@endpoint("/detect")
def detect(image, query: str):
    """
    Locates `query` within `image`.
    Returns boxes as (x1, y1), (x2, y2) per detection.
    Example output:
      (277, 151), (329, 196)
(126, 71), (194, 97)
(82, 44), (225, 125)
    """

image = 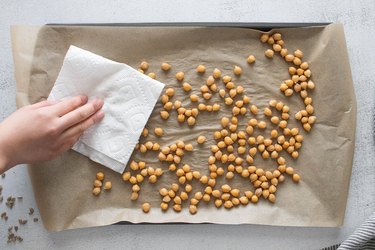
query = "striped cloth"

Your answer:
(322, 212), (375, 250)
